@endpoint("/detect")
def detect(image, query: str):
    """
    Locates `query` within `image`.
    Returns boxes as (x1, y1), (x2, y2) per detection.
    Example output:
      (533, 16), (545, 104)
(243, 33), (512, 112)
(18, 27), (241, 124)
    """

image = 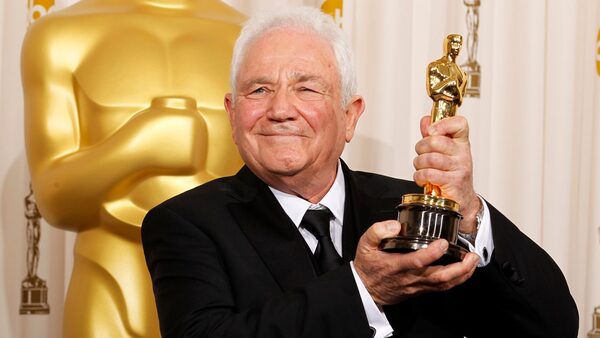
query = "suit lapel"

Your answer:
(227, 164), (403, 291)
(228, 167), (317, 292)
(341, 161), (402, 260)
